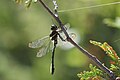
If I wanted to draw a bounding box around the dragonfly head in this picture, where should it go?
[51,24,57,31]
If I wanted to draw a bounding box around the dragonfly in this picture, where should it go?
[29,23,76,74]
[29,24,67,75]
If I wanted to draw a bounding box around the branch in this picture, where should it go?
[38,0,115,79]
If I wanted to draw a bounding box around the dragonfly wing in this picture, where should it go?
[36,47,48,57]
[64,23,70,30]
[36,40,53,57]
[29,36,49,48]
[69,33,76,39]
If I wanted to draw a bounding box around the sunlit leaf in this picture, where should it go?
[110,64,118,71]
[15,0,38,7]
[110,64,120,76]
[90,40,120,61]
[15,0,23,4]
[77,64,103,80]
[90,40,120,76]
[34,0,38,3]
[103,17,120,29]
[25,0,32,8]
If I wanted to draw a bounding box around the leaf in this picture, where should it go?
[15,0,38,7]
[25,0,38,8]
[15,0,23,4]
[77,64,103,80]
[34,0,38,3]
[25,0,32,8]
[110,64,120,76]
[90,40,120,62]
[90,40,120,76]
[103,17,120,29]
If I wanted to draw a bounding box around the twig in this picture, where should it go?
[52,0,58,17]
[38,0,115,79]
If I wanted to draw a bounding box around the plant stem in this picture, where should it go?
[38,0,115,79]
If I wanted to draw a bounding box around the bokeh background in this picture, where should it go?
[0,0,120,80]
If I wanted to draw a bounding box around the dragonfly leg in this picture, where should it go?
[58,33,66,41]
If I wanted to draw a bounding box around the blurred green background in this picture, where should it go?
[0,0,120,80]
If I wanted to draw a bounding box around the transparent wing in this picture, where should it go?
[69,33,76,39]
[57,33,76,46]
[57,23,70,33]
[63,23,70,30]
[36,40,53,57]
[58,28,77,49]
[64,23,76,39]
[58,23,76,42]
[29,36,49,48]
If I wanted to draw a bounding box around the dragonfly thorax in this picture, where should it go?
[51,24,57,31]
[50,24,59,45]
[50,31,58,44]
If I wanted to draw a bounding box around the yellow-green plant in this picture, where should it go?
[78,40,120,80]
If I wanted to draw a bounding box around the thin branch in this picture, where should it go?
[52,0,58,16]
[38,0,115,79]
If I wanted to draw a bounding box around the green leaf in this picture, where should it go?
[90,40,120,63]
[103,17,120,29]
[25,0,32,8]
[110,64,120,76]
[25,0,38,8]
[77,64,103,79]
[33,0,38,3]
[15,0,23,4]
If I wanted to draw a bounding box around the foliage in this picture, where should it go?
[103,17,120,29]
[78,40,120,79]
[15,0,23,4]
[90,40,120,62]
[15,0,37,8]
[77,64,104,80]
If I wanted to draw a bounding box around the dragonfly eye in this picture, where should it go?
[51,24,57,30]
